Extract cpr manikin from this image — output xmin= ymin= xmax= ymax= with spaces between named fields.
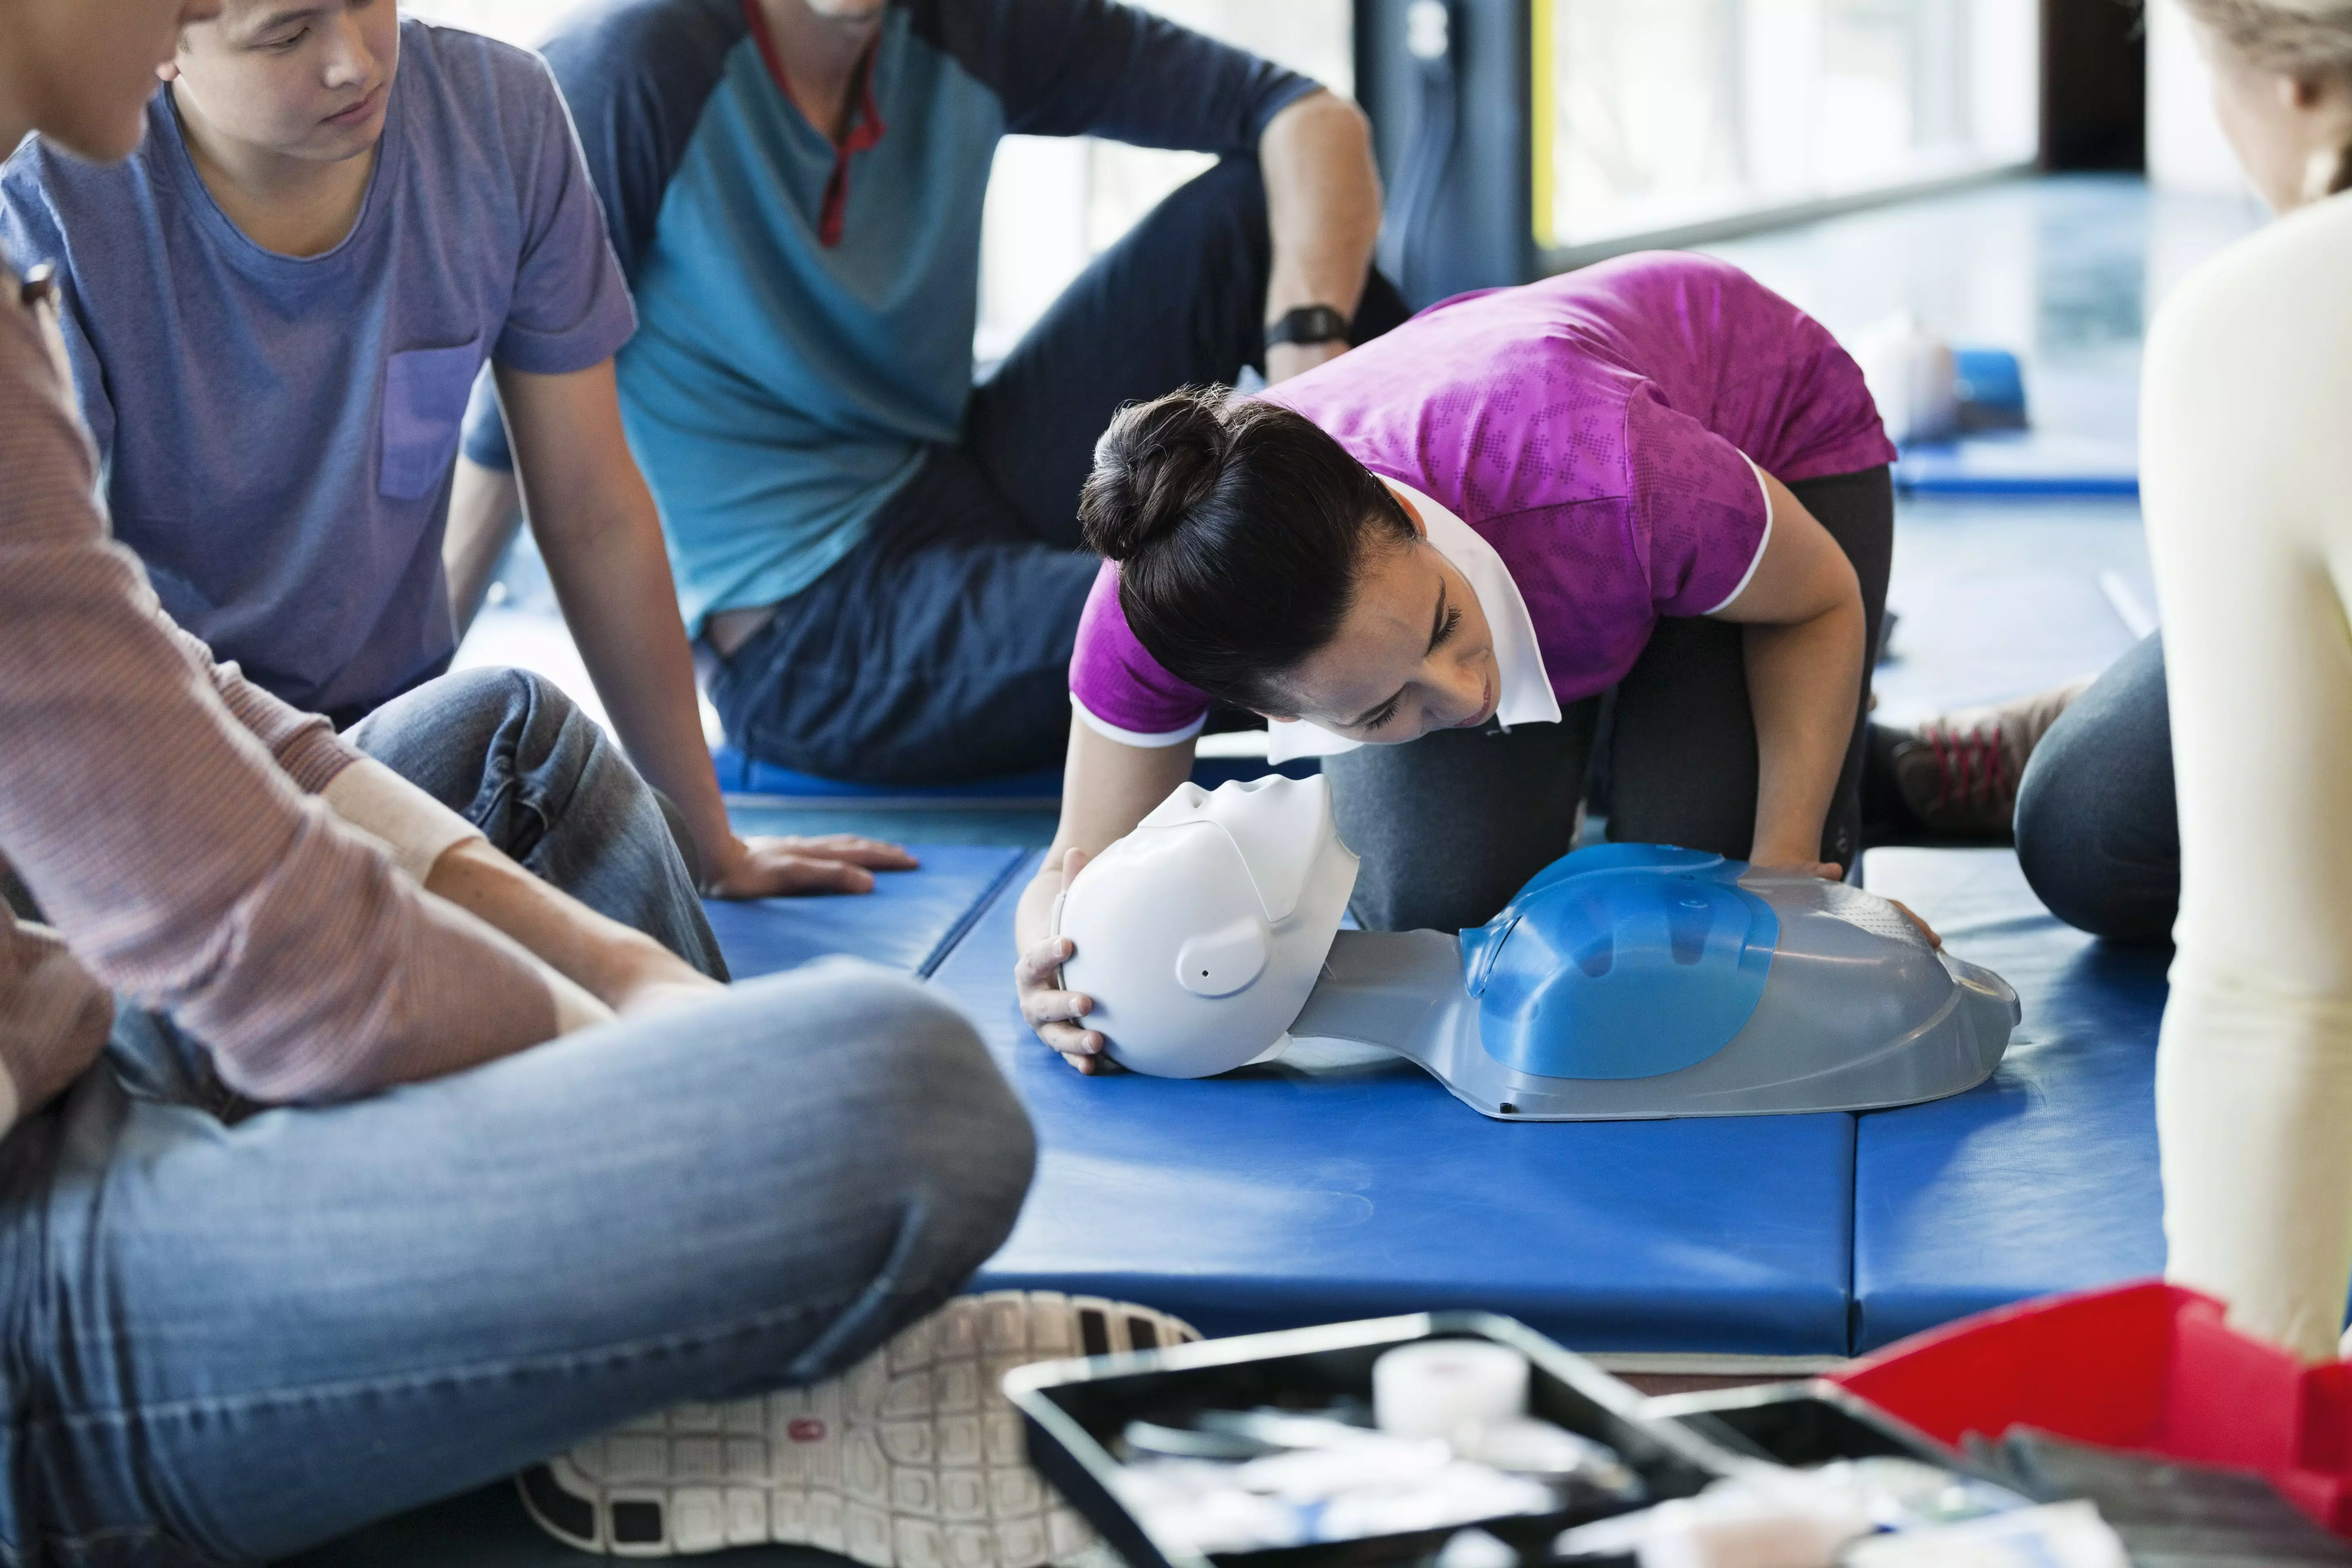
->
xmin=1056 ymin=777 xmax=2018 ymax=1119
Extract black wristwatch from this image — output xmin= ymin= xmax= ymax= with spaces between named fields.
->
xmin=1264 ymin=303 xmax=1352 ymax=350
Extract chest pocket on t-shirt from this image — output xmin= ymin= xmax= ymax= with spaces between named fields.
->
xmin=380 ymin=339 xmax=486 ymax=501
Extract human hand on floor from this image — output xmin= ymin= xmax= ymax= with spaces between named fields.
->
xmin=1016 ymin=847 xmax=1118 ymax=1076
xmin=703 ymin=833 xmax=920 ymax=898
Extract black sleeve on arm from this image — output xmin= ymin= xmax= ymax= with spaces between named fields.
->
xmin=461 ymin=0 xmax=744 ymax=471
xmin=908 ymin=0 xmax=1321 ymax=150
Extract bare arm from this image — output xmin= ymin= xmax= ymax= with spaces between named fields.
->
xmin=445 ymin=455 xmax=523 ymax=636
xmin=1257 ymin=89 xmax=1383 ymax=385
xmin=495 ymin=360 xmax=916 ymax=898
xmin=1014 ymin=720 xmax=1196 ymax=1074
xmin=1707 ymin=469 xmax=1866 ymax=875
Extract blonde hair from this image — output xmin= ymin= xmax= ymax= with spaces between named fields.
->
xmin=2176 ymin=0 xmax=2352 ymax=192
xmin=2178 ymin=0 xmax=2352 ymax=71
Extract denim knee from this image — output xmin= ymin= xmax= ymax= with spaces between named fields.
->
xmin=2014 ymin=649 xmax=2179 ymax=942
xmin=742 ymin=964 xmax=1035 ymax=1292
xmin=355 ymin=663 xmax=565 ymax=744
xmin=347 ymin=666 xmax=586 ymax=805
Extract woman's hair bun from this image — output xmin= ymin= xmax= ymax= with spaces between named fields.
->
xmin=1079 ymin=387 xmax=1232 ymax=562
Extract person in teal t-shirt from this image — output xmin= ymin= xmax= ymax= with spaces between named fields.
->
xmin=458 ymin=0 xmax=1399 ymax=784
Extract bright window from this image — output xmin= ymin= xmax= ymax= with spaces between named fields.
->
xmin=978 ymin=0 xmax=1352 ymax=361
xmin=1535 ymin=0 xmax=2039 ymax=250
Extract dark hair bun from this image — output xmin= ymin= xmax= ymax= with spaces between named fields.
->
xmin=1079 ymin=387 xmax=1232 ymax=562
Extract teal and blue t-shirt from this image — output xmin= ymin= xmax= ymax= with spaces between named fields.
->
xmin=464 ymin=0 xmax=1318 ymax=631
xmin=0 ymin=22 xmax=635 ymax=715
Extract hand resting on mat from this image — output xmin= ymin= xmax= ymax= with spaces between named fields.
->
xmin=704 ymin=833 xmax=920 ymax=899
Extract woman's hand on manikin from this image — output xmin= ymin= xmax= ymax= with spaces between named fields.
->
xmin=1015 ymin=847 xmax=1118 ymax=1075
xmin=1748 ymin=855 xmax=1943 ymax=949
xmin=1750 ymin=857 xmax=1846 ymax=882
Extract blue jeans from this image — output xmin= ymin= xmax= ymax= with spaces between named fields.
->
xmin=347 ymin=667 xmax=727 ymax=980
xmin=2013 ymin=632 xmax=2179 ymax=941
xmin=0 ymin=672 xmax=1036 ymax=1566
xmin=706 ymin=157 xmax=1412 ymax=785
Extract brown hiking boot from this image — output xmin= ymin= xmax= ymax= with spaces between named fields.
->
xmin=1892 ymin=676 xmax=2094 ymax=837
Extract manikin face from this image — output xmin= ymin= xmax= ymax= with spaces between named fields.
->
xmin=2197 ymin=21 xmax=2352 ymax=213
xmin=10 ymin=0 xmax=223 ymax=162
xmin=1270 ymin=501 xmax=1503 ymax=745
xmin=162 ymin=0 xmax=399 ymax=166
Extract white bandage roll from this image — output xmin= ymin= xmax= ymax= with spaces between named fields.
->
xmin=1372 ymin=1340 xmax=1530 ymax=1439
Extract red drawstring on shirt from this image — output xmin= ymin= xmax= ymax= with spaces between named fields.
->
xmin=742 ymin=0 xmax=887 ymax=248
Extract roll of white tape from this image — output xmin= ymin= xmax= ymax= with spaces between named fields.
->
xmin=1371 ymin=1340 xmax=1530 ymax=1439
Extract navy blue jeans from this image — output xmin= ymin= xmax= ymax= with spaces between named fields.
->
xmin=707 ymin=157 xmax=1412 ymax=785
xmin=2013 ymin=632 xmax=2179 ymax=942
xmin=0 ymin=670 xmax=1036 ymax=1565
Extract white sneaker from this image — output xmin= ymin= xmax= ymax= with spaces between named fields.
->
xmin=518 ymin=1290 xmax=1200 ymax=1563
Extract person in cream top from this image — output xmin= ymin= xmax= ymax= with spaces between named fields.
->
xmin=2147 ymin=0 xmax=2352 ymax=1360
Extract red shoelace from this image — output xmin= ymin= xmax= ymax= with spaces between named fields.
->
xmin=1925 ymin=724 xmax=2013 ymax=814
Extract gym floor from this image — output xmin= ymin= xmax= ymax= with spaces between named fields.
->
xmin=315 ymin=171 xmax=2262 ymax=1565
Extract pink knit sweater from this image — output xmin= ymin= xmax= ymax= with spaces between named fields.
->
xmin=0 ymin=265 xmax=556 ymax=1127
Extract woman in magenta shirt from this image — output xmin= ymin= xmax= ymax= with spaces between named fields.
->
xmin=1018 ymin=252 xmax=1898 ymax=1071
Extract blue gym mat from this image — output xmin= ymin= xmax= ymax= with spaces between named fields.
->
xmin=1849 ymin=847 xmax=2167 ymax=1352
xmin=934 ymin=853 xmax=1859 ymax=1356
xmin=701 ymin=844 xmax=1029 ymax=980
xmin=713 ymin=744 xmax=1064 ymax=803
xmin=713 ymin=743 xmax=1321 ymax=807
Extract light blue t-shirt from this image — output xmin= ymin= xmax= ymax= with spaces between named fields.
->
xmin=0 ymin=22 xmax=635 ymax=714
xmin=466 ymin=0 xmax=1316 ymax=632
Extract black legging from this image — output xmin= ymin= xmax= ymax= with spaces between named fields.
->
xmin=2011 ymin=632 xmax=2179 ymax=941
xmin=1324 ymin=466 xmax=1894 ymax=933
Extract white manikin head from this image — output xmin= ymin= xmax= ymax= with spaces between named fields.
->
xmin=1054 ymin=775 xmax=1360 ymax=1078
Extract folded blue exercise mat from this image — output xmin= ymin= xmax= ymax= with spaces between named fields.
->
xmin=933 ymin=852 xmax=1860 ymax=1355
xmin=1893 ymin=432 xmax=2140 ymax=498
xmin=1892 ymin=352 xmax=2138 ymax=497
xmin=1849 ymin=847 xmax=2167 ymax=1353
xmin=700 ymin=844 xmax=1029 ymax=980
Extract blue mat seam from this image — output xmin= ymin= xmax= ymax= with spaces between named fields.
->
xmin=915 ymin=849 xmax=1039 ymax=980
xmin=1844 ymin=1112 xmax=1864 ymax=1356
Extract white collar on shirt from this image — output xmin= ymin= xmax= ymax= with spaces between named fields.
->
xmin=1265 ymin=479 xmax=1562 ymax=764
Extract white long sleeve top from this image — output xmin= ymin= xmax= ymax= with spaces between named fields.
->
xmin=2144 ymin=187 xmax=2352 ymax=1361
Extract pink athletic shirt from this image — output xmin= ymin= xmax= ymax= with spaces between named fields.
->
xmin=1070 ymin=252 xmax=1894 ymax=741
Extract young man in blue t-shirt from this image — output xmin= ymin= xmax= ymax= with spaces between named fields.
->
xmin=458 ymin=0 xmax=1401 ymax=786
xmin=0 ymin=0 xmax=911 ymax=901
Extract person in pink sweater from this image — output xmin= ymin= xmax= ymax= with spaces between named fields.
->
xmin=0 ymin=2 xmax=1049 ymax=1558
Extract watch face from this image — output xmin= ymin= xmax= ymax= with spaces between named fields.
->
xmin=1270 ymin=305 xmax=1350 ymax=347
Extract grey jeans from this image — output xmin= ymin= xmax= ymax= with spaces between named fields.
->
xmin=0 ymin=670 xmax=1037 ymax=1567
xmin=1325 ymin=466 xmax=1894 ymax=932
xmin=2011 ymin=632 xmax=2178 ymax=941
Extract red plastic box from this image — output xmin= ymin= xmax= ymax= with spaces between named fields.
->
xmin=1824 ymin=1279 xmax=2352 ymax=1536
